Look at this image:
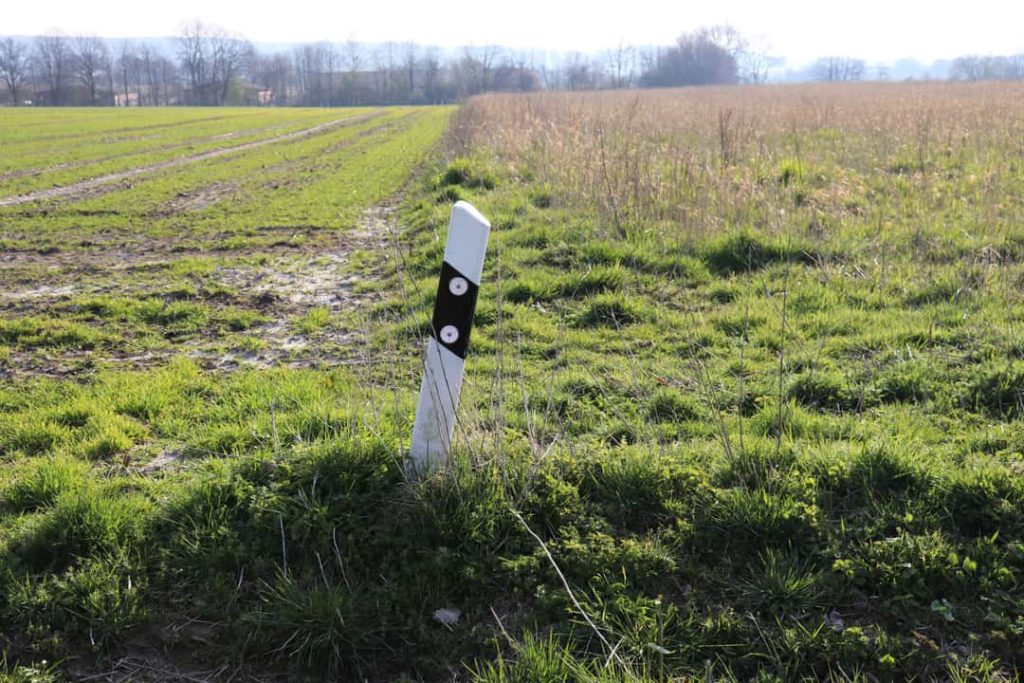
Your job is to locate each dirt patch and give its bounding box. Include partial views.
[160,182,241,214]
[66,618,276,682]
[0,284,76,302]
[216,254,362,311]
[0,117,360,208]
[139,448,185,474]
[197,207,396,370]
[0,204,401,378]
[0,225,340,281]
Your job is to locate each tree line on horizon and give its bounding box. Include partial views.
[1,22,1022,108]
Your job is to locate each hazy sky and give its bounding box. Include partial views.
[6,0,1024,66]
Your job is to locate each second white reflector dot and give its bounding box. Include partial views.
[439,325,460,344]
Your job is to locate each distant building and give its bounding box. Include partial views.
[114,92,140,107]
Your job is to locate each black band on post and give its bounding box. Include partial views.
[430,260,479,360]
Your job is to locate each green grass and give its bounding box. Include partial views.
[4,88,1024,680]
[293,307,331,335]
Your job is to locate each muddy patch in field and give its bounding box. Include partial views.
[0,225,344,277]
[139,448,186,474]
[215,254,363,311]
[159,181,242,214]
[0,282,79,316]
[201,212,394,369]
[0,205,400,378]
[0,284,76,301]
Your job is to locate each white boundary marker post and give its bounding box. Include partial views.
[408,201,491,476]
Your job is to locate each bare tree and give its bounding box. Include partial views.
[380,42,398,103]
[252,52,291,104]
[535,49,556,89]
[453,45,499,96]
[736,35,781,85]
[117,41,139,105]
[744,52,782,84]
[177,20,208,104]
[640,30,739,87]
[490,50,540,92]
[176,21,249,105]
[476,44,500,92]
[402,42,418,103]
[294,44,326,105]
[564,52,597,90]
[139,44,161,105]
[209,27,249,105]
[105,51,115,105]
[950,56,982,81]
[0,37,31,105]
[452,52,483,97]
[342,39,363,105]
[419,47,442,103]
[159,56,177,104]
[703,25,748,60]
[323,43,337,106]
[74,36,108,105]
[295,41,336,106]
[293,45,313,105]
[1009,54,1024,80]
[812,56,865,82]
[636,46,659,83]
[36,32,70,105]
[499,49,541,93]
[603,43,636,89]
[698,25,778,85]
[950,55,1013,81]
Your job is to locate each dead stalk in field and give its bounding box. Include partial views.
[775,258,791,458]
[510,507,627,671]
